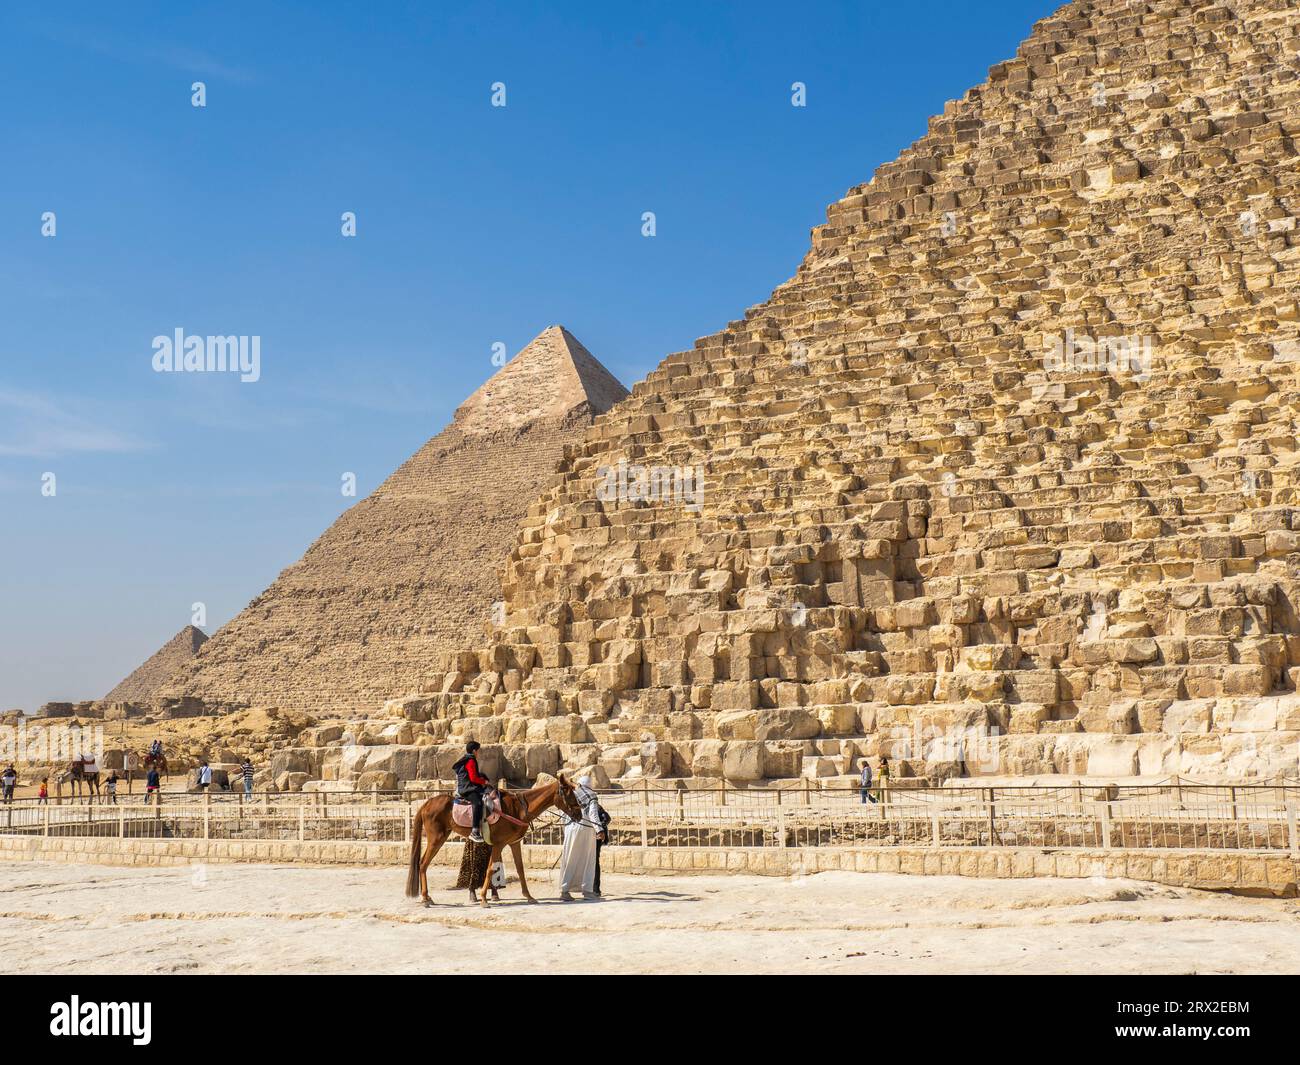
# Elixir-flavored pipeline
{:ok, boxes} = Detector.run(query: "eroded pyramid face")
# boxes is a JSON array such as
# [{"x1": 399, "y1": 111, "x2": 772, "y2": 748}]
[{"x1": 423, "y1": 0, "x2": 1300, "y2": 786}]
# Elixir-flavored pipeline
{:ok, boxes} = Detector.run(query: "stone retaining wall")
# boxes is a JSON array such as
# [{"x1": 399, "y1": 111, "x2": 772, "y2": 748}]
[{"x1": 1, "y1": 835, "x2": 1294, "y2": 895}]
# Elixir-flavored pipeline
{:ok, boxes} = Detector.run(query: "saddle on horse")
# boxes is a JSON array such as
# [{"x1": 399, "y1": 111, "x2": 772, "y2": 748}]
[{"x1": 451, "y1": 789, "x2": 501, "y2": 829}]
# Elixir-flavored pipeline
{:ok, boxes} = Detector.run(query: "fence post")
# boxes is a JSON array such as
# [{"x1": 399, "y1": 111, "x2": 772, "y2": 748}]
[
  {"x1": 777, "y1": 803, "x2": 786, "y2": 849},
  {"x1": 203, "y1": 791, "x2": 211, "y2": 840},
  {"x1": 719, "y1": 778, "x2": 726, "y2": 807},
  {"x1": 404, "y1": 800, "x2": 411, "y2": 844},
  {"x1": 804, "y1": 778, "x2": 811, "y2": 806},
  {"x1": 118, "y1": 804, "x2": 126, "y2": 838},
  {"x1": 43, "y1": 801, "x2": 49, "y2": 836},
  {"x1": 1100, "y1": 798, "x2": 1112, "y2": 849},
  {"x1": 931, "y1": 801, "x2": 941, "y2": 849},
  {"x1": 676, "y1": 787, "x2": 685, "y2": 823},
  {"x1": 986, "y1": 787, "x2": 998, "y2": 846},
  {"x1": 1230, "y1": 785, "x2": 1240, "y2": 822},
  {"x1": 1286, "y1": 803, "x2": 1298, "y2": 859},
  {"x1": 298, "y1": 805, "x2": 306, "y2": 842}
]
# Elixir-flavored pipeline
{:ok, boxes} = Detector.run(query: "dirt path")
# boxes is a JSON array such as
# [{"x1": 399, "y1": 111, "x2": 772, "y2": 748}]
[{"x1": 1, "y1": 861, "x2": 1297, "y2": 974}]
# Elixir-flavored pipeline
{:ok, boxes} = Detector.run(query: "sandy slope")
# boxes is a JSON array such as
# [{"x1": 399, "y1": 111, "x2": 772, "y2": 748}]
[{"x1": 1, "y1": 861, "x2": 1297, "y2": 974}]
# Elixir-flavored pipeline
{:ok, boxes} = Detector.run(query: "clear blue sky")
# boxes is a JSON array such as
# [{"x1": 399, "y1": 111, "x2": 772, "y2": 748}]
[{"x1": 0, "y1": 0, "x2": 1056, "y2": 711}]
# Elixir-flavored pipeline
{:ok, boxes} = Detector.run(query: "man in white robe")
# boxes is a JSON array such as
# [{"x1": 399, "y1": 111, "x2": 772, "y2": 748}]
[{"x1": 559, "y1": 777, "x2": 601, "y2": 900}]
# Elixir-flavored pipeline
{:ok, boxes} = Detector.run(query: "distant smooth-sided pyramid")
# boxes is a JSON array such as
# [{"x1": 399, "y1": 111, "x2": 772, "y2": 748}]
[
  {"x1": 104, "y1": 625, "x2": 208, "y2": 703},
  {"x1": 413, "y1": 0, "x2": 1300, "y2": 786},
  {"x1": 168, "y1": 327, "x2": 627, "y2": 714}
]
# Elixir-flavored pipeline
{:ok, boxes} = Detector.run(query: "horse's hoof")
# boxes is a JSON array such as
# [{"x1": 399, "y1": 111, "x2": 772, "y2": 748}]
[
  {"x1": 526, "y1": 897, "x2": 539, "y2": 905},
  {"x1": 421, "y1": 898, "x2": 433, "y2": 908}
]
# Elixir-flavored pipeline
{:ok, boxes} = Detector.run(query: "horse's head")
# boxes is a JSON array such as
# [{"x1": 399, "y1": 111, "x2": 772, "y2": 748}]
[{"x1": 554, "y1": 774, "x2": 585, "y2": 822}]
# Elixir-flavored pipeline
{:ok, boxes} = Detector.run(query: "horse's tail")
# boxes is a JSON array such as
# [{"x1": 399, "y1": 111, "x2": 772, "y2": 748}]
[{"x1": 404, "y1": 803, "x2": 423, "y2": 898}]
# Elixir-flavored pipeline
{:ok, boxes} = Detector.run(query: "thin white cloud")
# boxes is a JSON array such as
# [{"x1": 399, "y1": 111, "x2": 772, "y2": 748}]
[
  {"x1": 36, "y1": 24, "x2": 257, "y2": 85},
  {"x1": 0, "y1": 387, "x2": 149, "y2": 458}
]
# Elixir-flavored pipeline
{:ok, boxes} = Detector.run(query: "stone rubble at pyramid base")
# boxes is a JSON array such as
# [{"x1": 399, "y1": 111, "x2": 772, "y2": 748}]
[{"x1": 257, "y1": 685, "x2": 1300, "y2": 792}]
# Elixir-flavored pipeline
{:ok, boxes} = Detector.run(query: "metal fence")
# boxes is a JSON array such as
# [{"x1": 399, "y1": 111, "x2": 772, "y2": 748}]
[{"x1": 1, "y1": 782, "x2": 1297, "y2": 854}]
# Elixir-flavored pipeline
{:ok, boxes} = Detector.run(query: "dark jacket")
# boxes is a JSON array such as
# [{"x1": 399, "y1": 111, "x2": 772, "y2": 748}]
[{"x1": 452, "y1": 754, "x2": 488, "y2": 794}]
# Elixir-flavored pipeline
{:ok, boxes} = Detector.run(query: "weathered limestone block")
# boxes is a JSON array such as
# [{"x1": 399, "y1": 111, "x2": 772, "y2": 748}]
[
  {"x1": 814, "y1": 704, "x2": 860, "y2": 735},
  {"x1": 710, "y1": 681, "x2": 759, "y2": 712},
  {"x1": 639, "y1": 738, "x2": 674, "y2": 778},
  {"x1": 721, "y1": 741, "x2": 763, "y2": 781},
  {"x1": 1084, "y1": 737, "x2": 1140, "y2": 777}
]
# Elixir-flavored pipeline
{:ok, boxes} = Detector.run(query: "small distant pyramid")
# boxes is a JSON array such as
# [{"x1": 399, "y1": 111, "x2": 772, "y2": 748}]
[
  {"x1": 167, "y1": 326, "x2": 628, "y2": 714},
  {"x1": 104, "y1": 625, "x2": 208, "y2": 703}
]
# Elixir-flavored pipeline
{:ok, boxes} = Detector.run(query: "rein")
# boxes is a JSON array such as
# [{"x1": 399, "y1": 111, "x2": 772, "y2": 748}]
[{"x1": 504, "y1": 786, "x2": 599, "y2": 831}]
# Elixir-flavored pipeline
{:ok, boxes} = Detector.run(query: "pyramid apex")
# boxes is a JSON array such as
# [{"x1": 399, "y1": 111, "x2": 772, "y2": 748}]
[
  {"x1": 453, "y1": 326, "x2": 627, "y2": 435},
  {"x1": 103, "y1": 624, "x2": 209, "y2": 703}
]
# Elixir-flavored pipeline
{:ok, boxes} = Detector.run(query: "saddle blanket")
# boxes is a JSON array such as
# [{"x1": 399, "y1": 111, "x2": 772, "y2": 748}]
[{"x1": 451, "y1": 796, "x2": 501, "y2": 829}]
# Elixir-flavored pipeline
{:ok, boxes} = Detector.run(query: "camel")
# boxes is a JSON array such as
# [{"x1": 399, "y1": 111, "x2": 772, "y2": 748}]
[
  {"x1": 406, "y1": 774, "x2": 586, "y2": 907},
  {"x1": 58, "y1": 758, "x2": 101, "y2": 800}
]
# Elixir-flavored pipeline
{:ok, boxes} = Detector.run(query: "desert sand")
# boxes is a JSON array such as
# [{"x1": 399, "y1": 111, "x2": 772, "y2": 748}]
[{"x1": 1, "y1": 861, "x2": 1297, "y2": 974}]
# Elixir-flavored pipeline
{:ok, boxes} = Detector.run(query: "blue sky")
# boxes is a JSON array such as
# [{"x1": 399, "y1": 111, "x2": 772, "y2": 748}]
[{"x1": 0, "y1": 0, "x2": 1055, "y2": 710}]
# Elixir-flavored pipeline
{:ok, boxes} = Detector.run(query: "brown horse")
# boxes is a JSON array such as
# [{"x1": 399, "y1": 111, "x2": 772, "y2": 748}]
[
  {"x1": 142, "y1": 751, "x2": 168, "y2": 778},
  {"x1": 406, "y1": 774, "x2": 585, "y2": 907}
]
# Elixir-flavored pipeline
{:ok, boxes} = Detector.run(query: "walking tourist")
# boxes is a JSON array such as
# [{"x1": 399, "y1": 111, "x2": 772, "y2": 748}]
[
  {"x1": 859, "y1": 758, "x2": 876, "y2": 804},
  {"x1": 1, "y1": 764, "x2": 16, "y2": 803},
  {"x1": 877, "y1": 756, "x2": 890, "y2": 805},
  {"x1": 559, "y1": 775, "x2": 601, "y2": 901},
  {"x1": 239, "y1": 757, "x2": 254, "y2": 798},
  {"x1": 38, "y1": 777, "x2": 48, "y2": 803},
  {"x1": 146, "y1": 765, "x2": 161, "y2": 804},
  {"x1": 592, "y1": 796, "x2": 611, "y2": 896},
  {"x1": 104, "y1": 772, "x2": 118, "y2": 804},
  {"x1": 197, "y1": 761, "x2": 212, "y2": 792}
]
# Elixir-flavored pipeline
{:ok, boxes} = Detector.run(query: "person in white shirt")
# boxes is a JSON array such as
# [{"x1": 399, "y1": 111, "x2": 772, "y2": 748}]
[{"x1": 197, "y1": 761, "x2": 213, "y2": 791}]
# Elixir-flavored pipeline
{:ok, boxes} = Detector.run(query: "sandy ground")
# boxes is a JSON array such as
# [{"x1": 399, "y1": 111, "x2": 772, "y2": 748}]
[{"x1": 1, "y1": 860, "x2": 1297, "y2": 974}]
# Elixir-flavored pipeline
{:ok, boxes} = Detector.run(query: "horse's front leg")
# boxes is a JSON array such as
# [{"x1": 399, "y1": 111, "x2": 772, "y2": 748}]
[{"x1": 510, "y1": 839, "x2": 536, "y2": 903}]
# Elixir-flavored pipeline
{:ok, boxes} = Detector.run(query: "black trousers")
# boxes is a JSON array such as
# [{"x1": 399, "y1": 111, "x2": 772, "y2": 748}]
[
  {"x1": 593, "y1": 838, "x2": 604, "y2": 893},
  {"x1": 462, "y1": 786, "x2": 484, "y2": 830}
]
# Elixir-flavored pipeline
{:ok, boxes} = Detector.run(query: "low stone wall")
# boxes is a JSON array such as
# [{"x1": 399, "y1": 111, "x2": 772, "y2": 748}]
[{"x1": 1, "y1": 834, "x2": 1295, "y2": 895}]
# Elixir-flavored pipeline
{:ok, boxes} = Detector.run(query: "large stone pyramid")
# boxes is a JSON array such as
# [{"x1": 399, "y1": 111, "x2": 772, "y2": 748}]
[
  {"x1": 104, "y1": 625, "x2": 208, "y2": 703},
  {"x1": 397, "y1": 0, "x2": 1300, "y2": 786},
  {"x1": 167, "y1": 327, "x2": 627, "y2": 714}
]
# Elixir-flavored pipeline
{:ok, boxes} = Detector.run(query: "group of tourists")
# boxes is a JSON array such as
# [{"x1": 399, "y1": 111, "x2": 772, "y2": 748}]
[
  {"x1": 859, "y1": 756, "x2": 890, "y2": 804},
  {"x1": 2, "y1": 767, "x2": 51, "y2": 803},
  {"x1": 0, "y1": 741, "x2": 257, "y2": 805}
]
